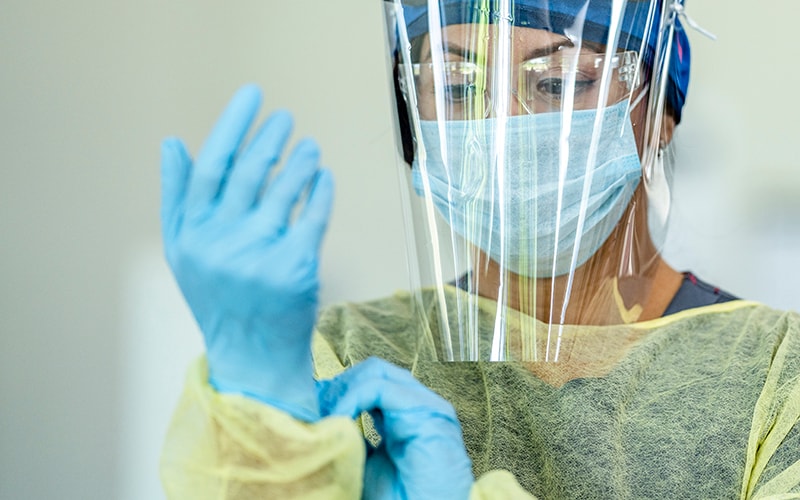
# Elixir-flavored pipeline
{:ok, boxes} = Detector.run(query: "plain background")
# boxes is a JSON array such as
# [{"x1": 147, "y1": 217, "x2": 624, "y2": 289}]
[{"x1": 1, "y1": 1, "x2": 798, "y2": 498}]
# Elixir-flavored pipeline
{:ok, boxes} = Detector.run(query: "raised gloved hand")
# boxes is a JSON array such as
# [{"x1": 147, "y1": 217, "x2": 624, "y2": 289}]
[
  {"x1": 160, "y1": 85, "x2": 333, "y2": 421},
  {"x1": 320, "y1": 358, "x2": 475, "y2": 499}
]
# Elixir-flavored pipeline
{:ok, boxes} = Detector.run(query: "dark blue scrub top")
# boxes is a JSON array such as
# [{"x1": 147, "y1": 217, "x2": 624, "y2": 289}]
[
  {"x1": 662, "y1": 272, "x2": 738, "y2": 315},
  {"x1": 454, "y1": 271, "x2": 738, "y2": 316}
]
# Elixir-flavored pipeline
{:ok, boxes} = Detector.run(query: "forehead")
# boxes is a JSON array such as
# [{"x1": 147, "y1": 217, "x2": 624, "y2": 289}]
[
  {"x1": 402, "y1": 1, "x2": 659, "y2": 65},
  {"x1": 417, "y1": 24, "x2": 589, "y2": 62}
]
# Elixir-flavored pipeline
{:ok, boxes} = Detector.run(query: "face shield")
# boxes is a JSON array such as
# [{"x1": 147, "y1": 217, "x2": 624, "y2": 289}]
[{"x1": 382, "y1": 0, "x2": 688, "y2": 362}]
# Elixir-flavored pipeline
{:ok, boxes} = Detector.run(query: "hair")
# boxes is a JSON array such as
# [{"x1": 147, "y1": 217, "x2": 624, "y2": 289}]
[{"x1": 393, "y1": 59, "x2": 417, "y2": 166}]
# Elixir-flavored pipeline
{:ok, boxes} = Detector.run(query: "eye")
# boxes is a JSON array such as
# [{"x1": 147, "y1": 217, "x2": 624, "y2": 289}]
[
  {"x1": 535, "y1": 77, "x2": 595, "y2": 99},
  {"x1": 444, "y1": 83, "x2": 475, "y2": 102},
  {"x1": 535, "y1": 77, "x2": 564, "y2": 96}
]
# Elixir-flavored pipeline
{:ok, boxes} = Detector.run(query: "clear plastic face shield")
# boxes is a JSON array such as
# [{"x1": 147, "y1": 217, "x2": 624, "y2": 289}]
[{"x1": 383, "y1": 0, "x2": 683, "y2": 362}]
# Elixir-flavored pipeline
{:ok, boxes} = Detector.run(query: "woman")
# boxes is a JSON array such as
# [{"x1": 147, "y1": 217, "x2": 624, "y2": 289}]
[{"x1": 160, "y1": 1, "x2": 800, "y2": 498}]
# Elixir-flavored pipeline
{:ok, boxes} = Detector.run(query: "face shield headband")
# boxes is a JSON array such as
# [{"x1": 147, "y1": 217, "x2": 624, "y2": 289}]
[{"x1": 398, "y1": 0, "x2": 691, "y2": 122}]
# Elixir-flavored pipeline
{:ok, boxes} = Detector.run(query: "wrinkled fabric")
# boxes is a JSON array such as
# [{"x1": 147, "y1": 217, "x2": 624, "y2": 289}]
[
  {"x1": 314, "y1": 287, "x2": 800, "y2": 499},
  {"x1": 160, "y1": 359, "x2": 366, "y2": 499},
  {"x1": 161, "y1": 358, "x2": 534, "y2": 499}
]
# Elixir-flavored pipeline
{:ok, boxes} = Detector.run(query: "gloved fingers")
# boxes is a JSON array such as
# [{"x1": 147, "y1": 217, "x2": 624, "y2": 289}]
[
  {"x1": 322, "y1": 359, "x2": 473, "y2": 499},
  {"x1": 321, "y1": 357, "x2": 457, "y2": 421},
  {"x1": 253, "y1": 138, "x2": 321, "y2": 234},
  {"x1": 362, "y1": 441, "x2": 473, "y2": 500},
  {"x1": 216, "y1": 109, "x2": 294, "y2": 219},
  {"x1": 362, "y1": 444, "x2": 400, "y2": 500},
  {"x1": 160, "y1": 138, "x2": 192, "y2": 244},
  {"x1": 288, "y1": 168, "x2": 334, "y2": 252},
  {"x1": 185, "y1": 84, "x2": 262, "y2": 219}
]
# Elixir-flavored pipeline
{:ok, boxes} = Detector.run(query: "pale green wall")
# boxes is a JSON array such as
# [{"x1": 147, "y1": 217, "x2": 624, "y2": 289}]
[{"x1": 663, "y1": 0, "x2": 800, "y2": 305}]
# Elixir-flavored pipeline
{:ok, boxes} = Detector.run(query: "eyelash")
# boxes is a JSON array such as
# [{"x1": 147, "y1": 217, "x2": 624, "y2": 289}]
[
  {"x1": 444, "y1": 83, "x2": 476, "y2": 102},
  {"x1": 534, "y1": 77, "x2": 596, "y2": 97}
]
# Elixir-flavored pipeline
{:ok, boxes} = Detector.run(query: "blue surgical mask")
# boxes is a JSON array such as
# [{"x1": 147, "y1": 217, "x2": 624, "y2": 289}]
[{"x1": 412, "y1": 99, "x2": 642, "y2": 277}]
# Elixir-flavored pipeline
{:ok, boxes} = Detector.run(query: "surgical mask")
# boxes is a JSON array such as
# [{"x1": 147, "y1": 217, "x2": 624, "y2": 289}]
[{"x1": 412, "y1": 98, "x2": 642, "y2": 277}]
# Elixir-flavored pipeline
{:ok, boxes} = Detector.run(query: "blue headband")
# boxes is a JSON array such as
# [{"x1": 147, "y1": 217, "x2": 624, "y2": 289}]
[{"x1": 401, "y1": 0, "x2": 690, "y2": 122}]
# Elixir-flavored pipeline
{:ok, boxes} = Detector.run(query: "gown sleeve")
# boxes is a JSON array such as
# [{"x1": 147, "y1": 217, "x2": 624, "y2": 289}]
[
  {"x1": 160, "y1": 352, "x2": 539, "y2": 499},
  {"x1": 159, "y1": 358, "x2": 366, "y2": 500}
]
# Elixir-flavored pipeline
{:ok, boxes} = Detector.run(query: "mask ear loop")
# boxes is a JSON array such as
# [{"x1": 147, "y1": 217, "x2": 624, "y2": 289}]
[{"x1": 629, "y1": 82, "x2": 650, "y2": 113}]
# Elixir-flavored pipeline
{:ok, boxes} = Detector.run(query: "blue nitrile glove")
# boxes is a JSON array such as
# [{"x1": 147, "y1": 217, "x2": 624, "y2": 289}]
[
  {"x1": 160, "y1": 84, "x2": 334, "y2": 421},
  {"x1": 319, "y1": 358, "x2": 475, "y2": 499}
]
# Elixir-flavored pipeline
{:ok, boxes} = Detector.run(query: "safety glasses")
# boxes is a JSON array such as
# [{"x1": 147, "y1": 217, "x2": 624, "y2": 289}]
[{"x1": 400, "y1": 50, "x2": 641, "y2": 120}]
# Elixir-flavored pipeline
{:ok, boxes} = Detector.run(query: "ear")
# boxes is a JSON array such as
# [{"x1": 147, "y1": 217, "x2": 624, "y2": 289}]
[{"x1": 660, "y1": 112, "x2": 676, "y2": 147}]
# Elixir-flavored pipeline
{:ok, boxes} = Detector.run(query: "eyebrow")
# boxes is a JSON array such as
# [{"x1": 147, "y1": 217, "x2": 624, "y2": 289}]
[
  {"x1": 421, "y1": 39, "x2": 574, "y2": 63},
  {"x1": 522, "y1": 40, "x2": 575, "y2": 60}
]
